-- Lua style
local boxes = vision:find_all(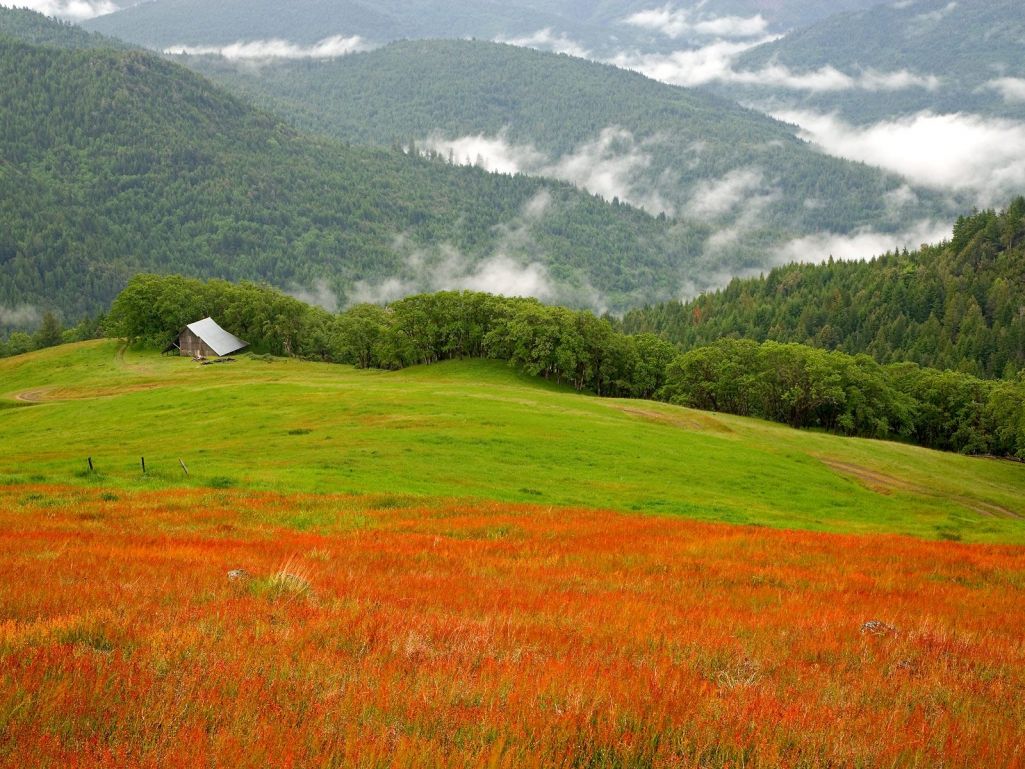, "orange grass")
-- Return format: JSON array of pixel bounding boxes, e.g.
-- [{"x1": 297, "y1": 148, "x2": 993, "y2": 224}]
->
[{"x1": 0, "y1": 485, "x2": 1023, "y2": 768}]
